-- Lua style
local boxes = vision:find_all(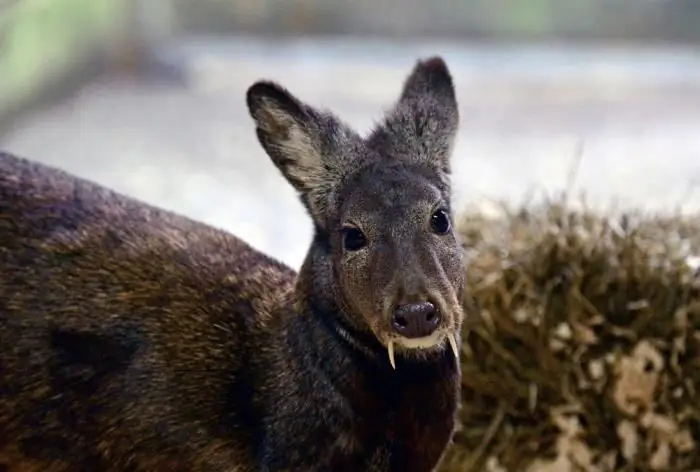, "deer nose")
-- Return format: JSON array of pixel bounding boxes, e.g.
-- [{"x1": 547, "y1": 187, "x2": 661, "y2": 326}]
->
[{"x1": 391, "y1": 301, "x2": 440, "y2": 338}]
